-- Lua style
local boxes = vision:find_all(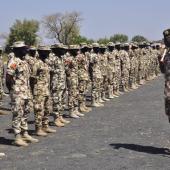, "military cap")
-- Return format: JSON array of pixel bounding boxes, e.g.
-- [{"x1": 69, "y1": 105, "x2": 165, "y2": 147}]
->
[
  {"x1": 12, "y1": 41, "x2": 26, "y2": 48},
  {"x1": 100, "y1": 44, "x2": 106, "y2": 48},
  {"x1": 80, "y1": 43, "x2": 88, "y2": 49},
  {"x1": 92, "y1": 43, "x2": 99, "y2": 48},
  {"x1": 29, "y1": 46, "x2": 37, "y2": 51},
  {"x1": 0, "y1": 46, "x2": 3, "y2": 51},
  {"x1": 51, "y1": 43, "x2": 66, "y2": 49},
  {"x1": 37, "y1": 45, "x2": 51, "y2": 51},
  {"x1": 107, "y1": 42, "x2": 115, "y2": 47},
  {"x1": 69, "y1": 45, "x2": 80, "y2": 50},
  {"x1": 87, "y1": 44, "x2": 93, "y2": 49},
  {"x1": 115, "y1": 42, "x2": 121, "y2": 46},
  {"x1": 124, "y1": 43, "x2": 129, "y2": 47}
]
